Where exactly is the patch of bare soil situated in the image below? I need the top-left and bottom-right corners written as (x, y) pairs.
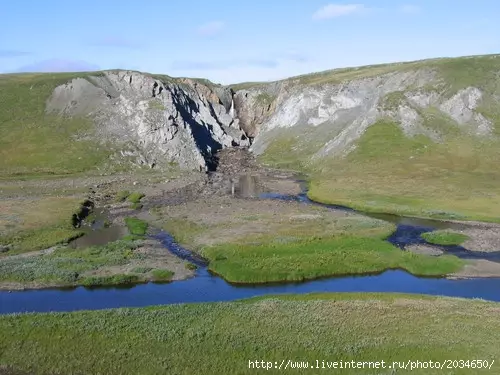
top-left (450, 259), bottom-right (500, 279)
top-left (460, 226), bottom-right (500, 253)
top-left (405, 244), bottom-right (444, 256)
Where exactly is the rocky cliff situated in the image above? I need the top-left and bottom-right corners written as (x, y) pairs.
top-left (233, 55), bottom-right (500, 165)
top-left (46, 71), bottom-right (250, 171)
top-left (42, 54), bottom-right (500, 172)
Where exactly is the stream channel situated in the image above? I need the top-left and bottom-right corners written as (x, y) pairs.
top-left (2, 188), bottom-right (500, 314)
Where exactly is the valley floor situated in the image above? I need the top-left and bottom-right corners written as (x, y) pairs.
top-left (2, 150), bottom-right (500, 374)
top-left (3, 149), bottom-right (500, 289)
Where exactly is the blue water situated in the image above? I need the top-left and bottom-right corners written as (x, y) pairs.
top-left (2, 268), bottom-right (500, 314)
top-left (1, 192), bottom-right (500, 315)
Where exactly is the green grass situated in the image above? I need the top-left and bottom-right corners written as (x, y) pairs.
top-left (0, 227), bottom-right (84, 256)
top-left (255, 92), bottom-right (275, 107)
top-left (0, 73), bottom-right (113, 176)
top-left (115, 190), bottom-right (130, 202)
top-left (127, 192), bottom-right (145, 204)
top-left (124, 217), bottom-right (149, 237)
top-left (201, 236), bottom-right (464, 283)
top-left (421, 230), bottom-right (469, 246)
top-left (0, 196), bottom-right (87, 255)
top-left (0, 293), bottom-right (498, 375)
top-left (0, 240), bottom-right (140, 286)
top-left (131, 266), bottom-right (153, 274)
top-left (306, 120), bottom-right (500, 222)
top-left (163, 219), bottom-right (209, 248)
top-left (185, 263), bottom-right (198, 270)
top-left (80, 274), bottom-right (141, 287)
top-left (151, 269), bottom-right (174, 281)
top-left (379, 91), bottom-right (407, 110)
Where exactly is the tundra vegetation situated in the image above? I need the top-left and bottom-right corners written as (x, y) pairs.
top-left (0, 293), bottom-right (499, 375)
top-left (0, 215), bottom-right (174, 288)
top-left (0, 196), bottom-right (86, 256)
top-left (159, 199), bottom-right (464, 283)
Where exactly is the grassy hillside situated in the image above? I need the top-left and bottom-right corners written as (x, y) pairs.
top-left (259, 55), bottom-right (500, 222)
top-left (308, 120), bottom-right (500, 222)
top-left (0, 73), bottom-right (116, 177)
top-left (0, 293), bottom-right (498, 374)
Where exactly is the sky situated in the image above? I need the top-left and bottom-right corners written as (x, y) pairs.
top-left (0, 0), bottom-right (499, 84)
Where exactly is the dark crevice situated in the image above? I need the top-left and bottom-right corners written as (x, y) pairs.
top-left (129, 76), bottom-right (132, 84)
top-left (152, 82), bottom-right (159, 98)
top-left (167, 86), bottom-right (222, 171)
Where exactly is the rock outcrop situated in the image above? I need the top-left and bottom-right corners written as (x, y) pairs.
top-left (44, 55), bottom-right (500, 171)
top-left (247, 67), bottom-right (498, 159)
top-left (46, 71), bottom-right (250, 170)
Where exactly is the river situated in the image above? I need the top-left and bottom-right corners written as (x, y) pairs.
top-left (1, 189), bottom-right (500, 314)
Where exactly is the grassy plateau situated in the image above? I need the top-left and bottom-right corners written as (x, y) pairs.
top-left (0, 293), bottom-right (499, 374)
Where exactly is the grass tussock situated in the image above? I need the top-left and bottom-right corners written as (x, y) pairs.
top-left (421, 230), bottom-right (469, 246)
top-left (115, 190), bottom-right (131, 202)
top-left (80, 274), bottom-right (140, 287)
top-left (127, 192), bottom-right (145, 204)
top-left (151, 269), bottom-right (174, 281)
top-left (124, 217), bottom-right (148, 237)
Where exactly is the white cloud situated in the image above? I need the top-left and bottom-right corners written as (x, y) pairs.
top-left (197, 21), bottom-right (225, 36)
top-left (312, 4), bottom-right (366, 20)
top-left (400, 4), bottom-right (421, 14)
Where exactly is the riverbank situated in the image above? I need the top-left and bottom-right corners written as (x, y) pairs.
top-left (0, 237), bottom-right (195, 291)
top-left (0, 293), bottom-right (498, 375)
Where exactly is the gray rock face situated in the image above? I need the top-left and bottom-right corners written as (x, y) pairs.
top-left (46, 71), bottom-right (250, 170)
top-left (246, 70), bottom-right (495, 158)
top-left (45, 64), bottom-right (498, 171)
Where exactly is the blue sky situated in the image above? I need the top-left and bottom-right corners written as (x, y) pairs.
top-left (0, 0), bottom-right (498, 84)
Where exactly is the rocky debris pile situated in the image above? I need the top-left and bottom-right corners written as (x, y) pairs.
top-left (153, 147), bottom-right (264, 205)
top-left (204, 147), bottom-right (263, 197)
top-left (211, 147), bottom-right (258, 175)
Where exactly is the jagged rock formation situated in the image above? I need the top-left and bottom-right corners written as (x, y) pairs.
top-left (43, 55), bottom-right (500, 172)
top-left (46, 71), bottom-right (250, 170)
top-left (243, 61), bottom-right (500, 160)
